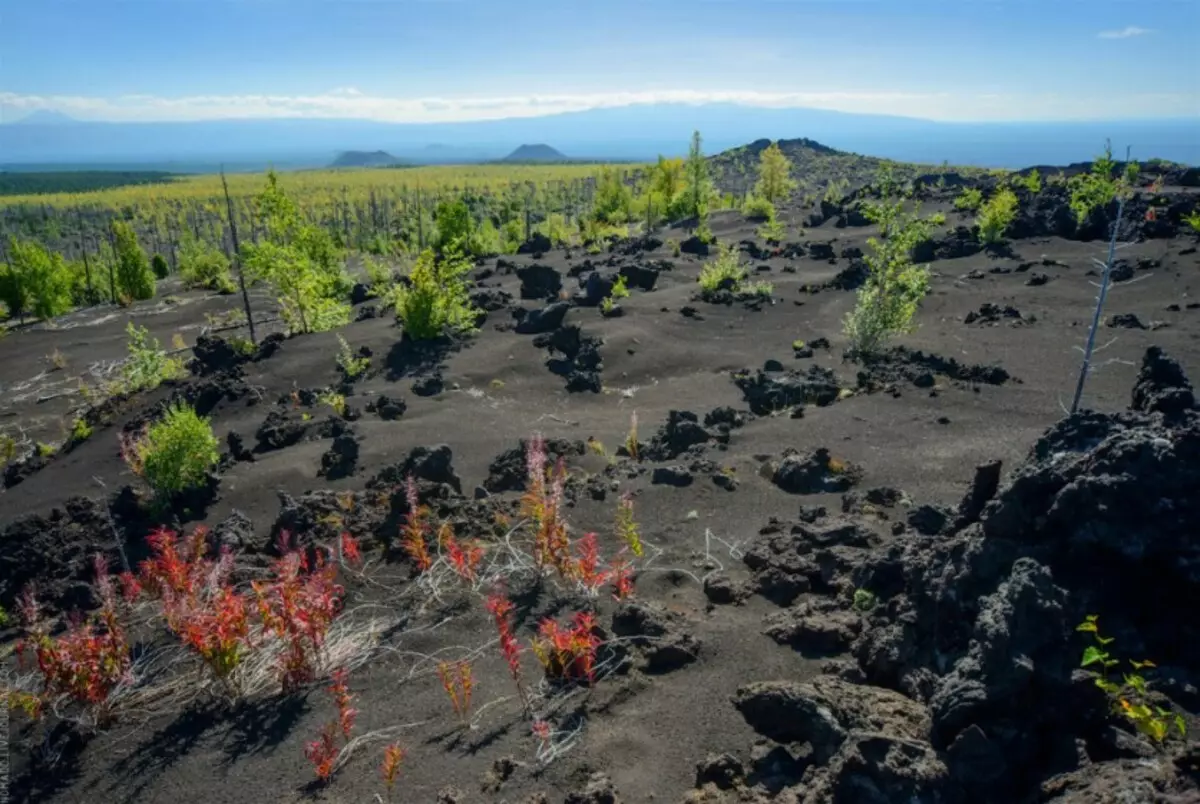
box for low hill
[329,150,404,168]
[710,136,981,201]
[501,143,568,163]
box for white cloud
[1098,26,1153,39]
[0,87,1193,124]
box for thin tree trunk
[221,168,257,346]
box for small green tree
[755,142,797,206]
[843,193,942,356]
[178,235,235,293]
[683,131,714,229]
[977,188,1019,244]
[111,221,156,301]
[392,248,478,341]
[434,199,472,254]
[121,323,185,393]
[1068,142,1138,223]
[1,238,74,320]
[592,167,634,225]
[151,254,169,280]
[242,171,351,334]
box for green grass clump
[123,403,219,501]
[336,335,371,381]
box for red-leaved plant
[401,475,432,573]
[253,532,356,692]
[521,436,571,575]
[304,668,357,782]
[137,527,251,691]
[486,591,526,708]
[380,742,406,799]
[440,524,483,584]
[17,555,131,723]
[531,612,600,685]
[437,659,474,727]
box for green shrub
[392,248,477,340]
[111,221,156,301]
[123,403,219,501]
[592,167,634,225]
[1013,170,1042,194]
[363,255,396,298]
[336,335,371,380]
[433,199,472,253]
[469,218,503,257]
[1068,144,1138,223]
[610,274,630,300]
[742,194,776,222]
[70,418,93,442]
[758,218,786,244]
[151,254,169,280]
[1184,210,1200,235]
[843,195,941,356]
[121,323,186,394]
[977,188,1020,244]
[178,236,235,293]
[698,245,748,295]
[1,238,74,320]
[243,170,351,334]
[953,188,984,211]
[536,213,575,248]
[755,142,797,205]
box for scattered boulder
[733,366,841,414]
[610,601,701,672]
[318,433,359,480]
[517,264,563,300]
[768,448,863,494]
[515,301,570,334]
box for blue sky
[2,0,1197,122]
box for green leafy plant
[243,171,352,334]
[1,237,75,320]
[1068,143,1138,223]
[318,389,347,417]
[0,434,17,467]
[121,402,219,503]
[111,221,157,301]
[697,244,748,296]
[392,248,478,341]
[954,187,984,211]
[742,194,776,222]
[1182,210,1200,235]
[1013,170,1042,194]
[1077,615,1186,745]
[742,280,774,298]
[758,218,786,244]
[36,442,57,458]
[433,198,472,253]
[70,418,93,442]
[178,235,235,293]
[843,192,940,356]
[852,588,877,612]
[754,142,797,206]
[335,335,371,381]
[609,274,630,300]
[977,188,1019,244]
[151,254,169,280]
[121,323,185,394]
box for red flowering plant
[380,742,406,799]
[437,659,474,727]
[16,555,132,724]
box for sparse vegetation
[178,235,235,292]
[1068,142,1138,223]
[111,220,157,302]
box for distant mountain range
[500,143,569,163]
[1,103,1198,170]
